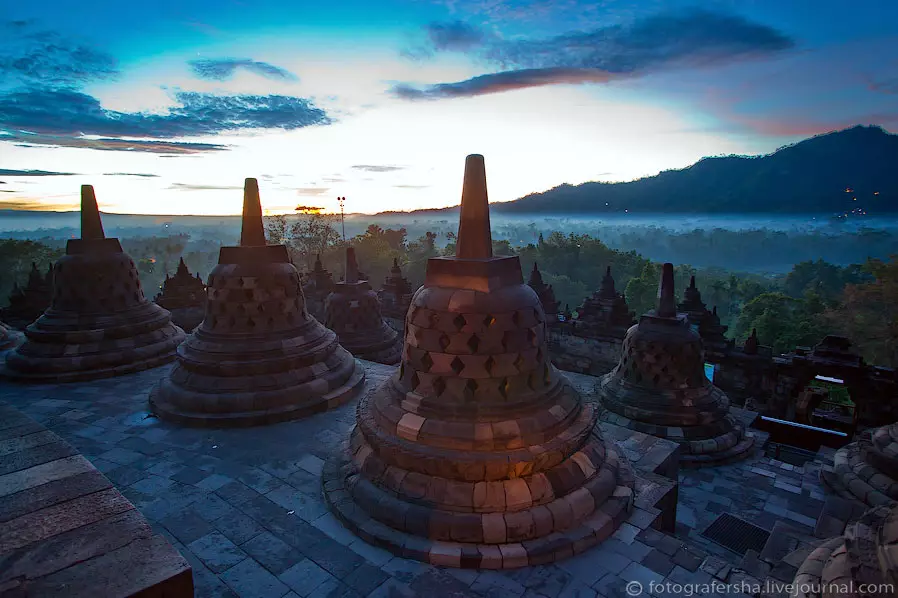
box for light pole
[337,196,346,242]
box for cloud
[0,20,118,87]
[169,183,244,191]
[351,164,405,172]
[868,76,898,95]
[394,184,430,189]
[0,88,331,144]
[295,187,330,196]
[0,199,76,211]
[426,21,486,51]
[396,8,793,99]
[0,168,77,176]
[4,131,229,154]
[392,67,616,99]
[189,58,298,82]
[104,172,160,177]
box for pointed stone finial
[689,275,696,289]
[656,263,676,317]
[606,266,612,277]
[393,257,399,268]
[345,247,359,284]
[80,185,106,241]
[455,154,492,259]
[240,178,266,247]
[712,305,718,316]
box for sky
[0,0,896,215]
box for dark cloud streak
[396,8,794,99]
[351,165,405,172]
[189,58,298,81]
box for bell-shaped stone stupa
[155,257,207,332]
[527,262,559,317]
[149,179,365,427]
[0,322,21,352]
[2,186,185,382]
[598,264,754,466]
[324,248,402,365]
[822,421,898,509]
[789,502,898,598]
[323,155,634,569]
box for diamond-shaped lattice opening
[535,347,543,362]
[433,377,447,396]
[483,314,496,328]
[544,364,551,385]
[439,334,451,351]
[429,312,440,327]
[467,334,480,353]
[512,311,521,326]
[527,329,537,345]
[533,307,542,323]
[513,354,526,372]
[237,278,245,287]
[420,351,434,372]
[450,357,466,375]
[484,356,496,375]
[527,373,536,390]
[453,314,466,331]
[498,378,511,399]
[410,372,420,390]
[247,317,256,328]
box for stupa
[677,276,730,358]
[822,421,898,508]
[573,266,635,338]
[2,262,52,329]
[527,262,559,318]
[154,257,207,331]
[149,178,364,427]
[598,264,755,466]
[789,502,898,598]
[2,186,185,382]
[302,253,334,321]
[323,247,402,365]
[0,322,21,352]
[323,155,634,569]
[379,257,414,318]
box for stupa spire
[239,178,266,247]
[455,154,492,259]
[656,262,677,317]
[344,247,359,284]
[689,275,696,289]
[80,185,105,241]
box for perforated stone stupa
[573,266,636,338]
[324,247,402,365]
[379,257,414,318]
[599,264,754,466]
[527,262,559,318]
[1,262,52,329]
[0,322,20,352]
[822,421,898,508]
[2,186,185,382]
[149,178,364,427]
[302,254,334,321]
[155,257,207,331]
[789,502,898,598]
[323,155,635,569]
[677,276,730,359]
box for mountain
[460,126,898,215]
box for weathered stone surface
[527,262,558,318]
[324,155,634,568]
[324,247,402,365]
[822,422,898,509]
[597,264,755,466]
[150,179,364,427]
[0,402,192,597]
[155,257,207,332]
[1,185,186,383]
[0,322,22,353]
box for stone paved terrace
[0,360,835,598]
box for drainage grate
[701,513,770,556]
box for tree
[624,262,662,316]
[826,255,898,367]
[733,292,827,354]
[290,210,341,271]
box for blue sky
[0,0,896,215]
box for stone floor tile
[641,550,674,577]
[312,511,358,545]
[105,465,149,487]
[194,492,239,522]
[171,465,216,485]
[475,570,525,595]
[447,568,479,585]
[409,569,480,598]
[380,557,431,584]
[98,447,145,465]
[238,467,285,493]
[216,510,266,545]
[130,474,175,496]
[619,562,664,589]
[297,454,325,475]
[241,531,305,575]
[216,480,263,505]
[279,559,336,597]
[220,557,291,598]
[188,532,249,574]
[523,566,572,598]
[343,563,390,595]
[266,485,328,522]
[366,578,415,598]
[160,508,216,544]
[348,539,394,567]
[558,580,598,598]
[198,473,236,491]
